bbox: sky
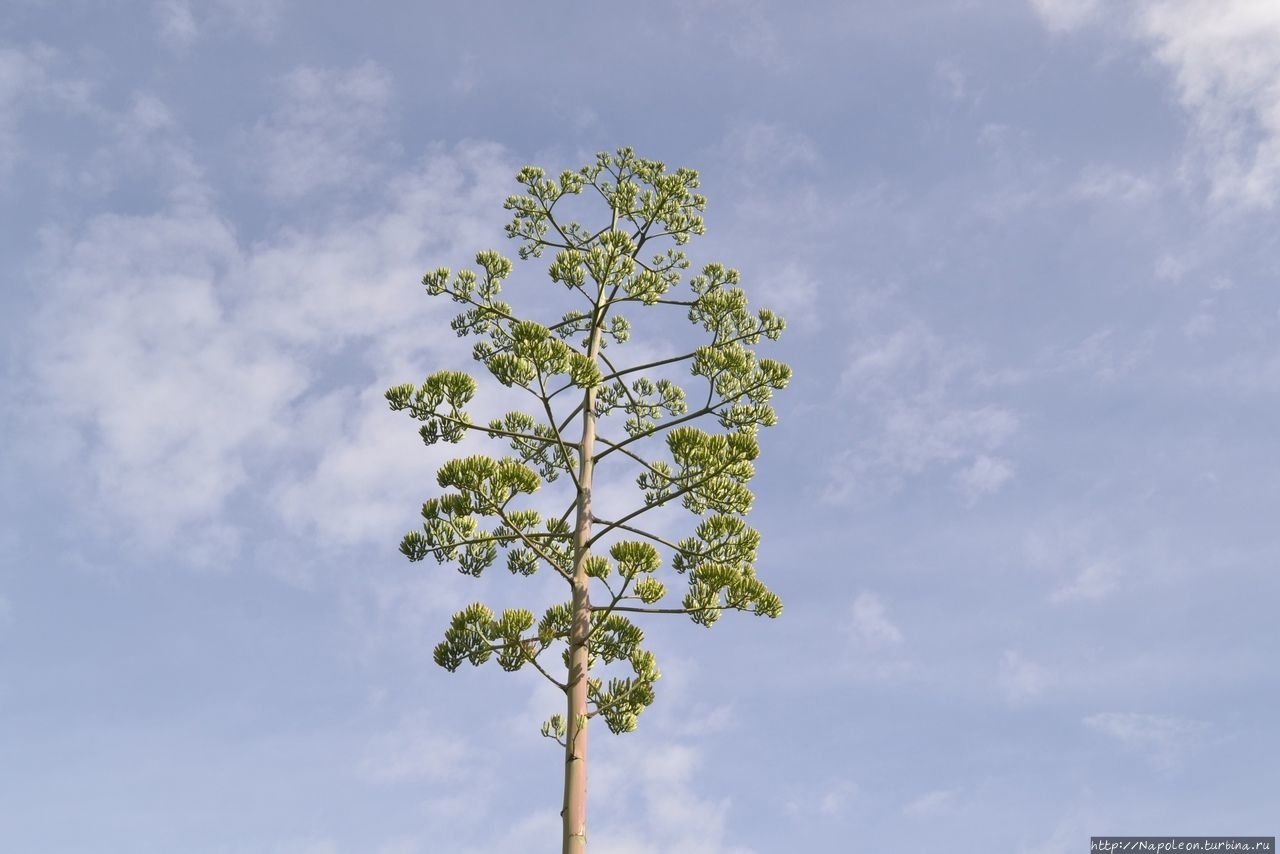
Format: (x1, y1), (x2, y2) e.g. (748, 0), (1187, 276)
(2, 0), (1279, 851)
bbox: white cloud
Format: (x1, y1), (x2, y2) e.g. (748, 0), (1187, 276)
(828, 318), (1020, 503)
(785, 779), (857, 818)
(934, 60), (981, 105)
(679, 0), (785, 69)
(462, 813), (562, 854)
(954, 454), (1016, 505)
(1044, 328), (1155, 381)
(1028, 0), (1103, 32)
(245, 61), (396, 201)
(902, 786), (962, 818)
(1051, 558), (1122, 602)
(1083, 711), (1208, 768)
(271, 386), (445, 548)
(999, 650), (1049, 702)
(1029, 0), (1280, 206)
(154, 0), (198, 49)
(27, 205), (290, 557)
(152, 0), (284, 47)
(273, 841), (339, 854)
(1071, 163), (1157, 203)
(358, 713), (470, 783)
(214, 0), (285, 41)
(843, 592), (913, 681)
(535, 654), (760, 854)
(724, 122), (820, 171)
(23, 131), (515, 562)
(0, 43), (94, 175)
(752, 261), (820, 331)
(1025, 524), (1131, 604)
(880, 404), (1019, 474)
(591, 742), (755, 854)
(1182, 297), (1218, 337)
(1018, 819), (1082, 854)
(1138, 0), (1280, 207)
(451, 51), (480, 95)
(848, 592), (903, 648)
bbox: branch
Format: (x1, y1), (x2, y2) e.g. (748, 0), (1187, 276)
(557, 500), (577, 530)
(415, 531), (565, 557)
(487, 503), (574, 582)
(524, 647), (568, 691)
(432, 412), (559, 448)
(442, 286), (584, 339)
(538, 195), (577, 250)
(589, 517), (685, 552)
(486, 636), (569, 690)
(595, 329), (776, 388)
(535, 369), (581, 489)
(595, 349), (650, 430)
(591, 433), (667, 478)
(592, 605), (699, 615)
(590, 602), (760, 616)
(597, 350), (698, 385)
(585, 455), (745, 549)
(587, 571), (636, 643)
(592, 378), (773, 464)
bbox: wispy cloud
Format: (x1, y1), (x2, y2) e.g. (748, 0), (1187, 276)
(955, 455), (1016, 505)
(999, 650), (1049, 703)
(679, 0), (786, 70)
(826, 318), (1019, 503)
(244, 61), (397, 201)
(848, 592), (904, 648)
(358, 713), (471, 784)
(1051, 558), (1122, 603)
(722, 122), (820, 172)
(1041, 328), (1156, 382)
(153, 0), (199, 49)
(902, 786), (963, 818)
(933, 60), (982, 106)
(751, 261), (821, 331)
(272, 840), (340, 854)
(152, 0), (285, 48)
(1025, 523), (1129, 605)
(1028, 0), (1280, 207)
(21, 114), (514, 562)
(1083, 711), (1208, 768)
(0, 43), (95, 175)
(214, 0), (285, 41)
(784, 779), (857, 818)
(1139, 0), (1280, 207)
(1028, 0), (1103, 33)
(1071, 163), (1158, 203)
(843, 592), (913, 680)
(590, 742), (756, 854)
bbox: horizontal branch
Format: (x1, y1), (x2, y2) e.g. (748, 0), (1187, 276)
(584, 455), (742, 549)
(488, 503), (573, 582)
(591, 433), (666, 479)
(589, 517), (685, 552)
(434, 413), (557, 448)
(590, 602), (761, 616)
(416, 531), (565, 554)
(486, 636), (568, 691)
(594, 328), (775, 389)
(592, 378), (773, 464)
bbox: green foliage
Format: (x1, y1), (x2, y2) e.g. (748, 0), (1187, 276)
(387, 147), (791, 745)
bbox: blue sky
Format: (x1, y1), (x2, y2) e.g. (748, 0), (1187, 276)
(3, 1), (1278, 851)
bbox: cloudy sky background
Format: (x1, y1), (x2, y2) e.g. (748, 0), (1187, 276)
(3, 1), (1279, 851)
